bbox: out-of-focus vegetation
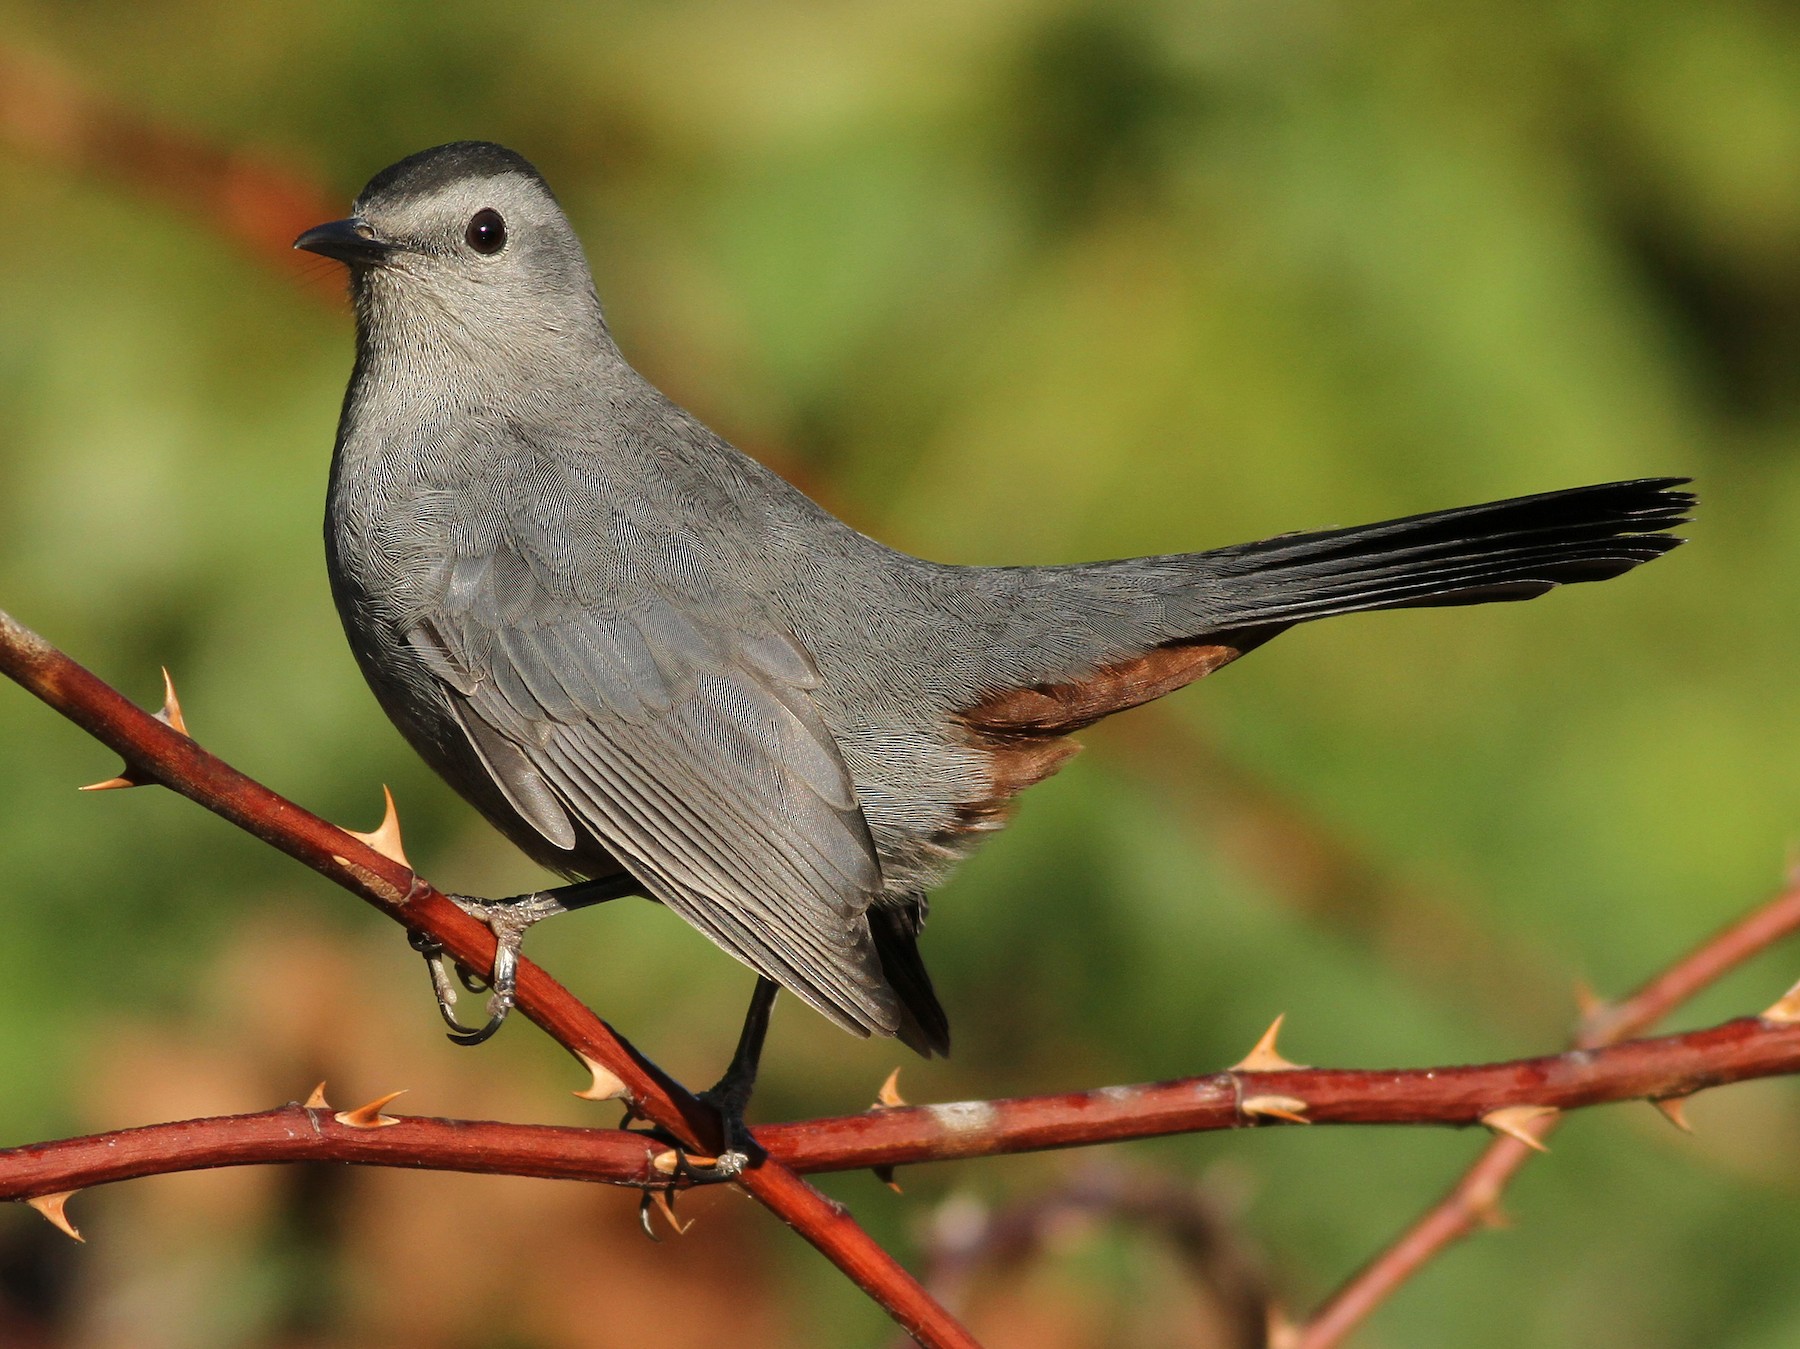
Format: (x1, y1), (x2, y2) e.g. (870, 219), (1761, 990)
(2, 2), (1798, 1345)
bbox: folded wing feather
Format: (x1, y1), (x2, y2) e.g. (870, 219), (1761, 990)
(405, 567), (898, 1039)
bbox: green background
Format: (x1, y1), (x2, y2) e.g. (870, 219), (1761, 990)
(1, 3), (1797, 1345)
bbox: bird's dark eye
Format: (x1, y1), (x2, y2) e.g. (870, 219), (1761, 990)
(465, 208), (506, 255)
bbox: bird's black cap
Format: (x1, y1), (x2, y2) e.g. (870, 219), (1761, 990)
(356, 141), (552, 208)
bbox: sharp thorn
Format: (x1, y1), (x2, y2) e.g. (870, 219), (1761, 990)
(572, 1052), (630, 1102)
(872, 1165), (903, 1194)
(1241, 1094), (1310, 1125)
(1481, 1104), (1558, 1151)
(1230, 1013), (1306, 1073)
(344, 786), (411, 869)
(303, 1081), (330, 1109)
(334, 1089), (407, 1129)
(1653, 1096), (1695, 1133)
(1761, 979), (1800, 1024)
(79, 768), (145, 792)
(651, 1190), (692, 1235)
(26, 1192), (83, 1242)
(155, 667), (189, 736)
(874, 1067), (906, 1109)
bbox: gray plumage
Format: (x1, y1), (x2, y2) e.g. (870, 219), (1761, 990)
(307, 142), (1691, 1056)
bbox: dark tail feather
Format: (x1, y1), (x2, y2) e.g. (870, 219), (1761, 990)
(1203, 478), (1692, 628)
(869, 901), (950, 1058)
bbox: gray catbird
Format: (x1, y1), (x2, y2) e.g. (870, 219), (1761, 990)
(297, 141), (1689, 1100)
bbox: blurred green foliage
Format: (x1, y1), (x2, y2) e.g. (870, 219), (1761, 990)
(2, 2), (1800, 1345)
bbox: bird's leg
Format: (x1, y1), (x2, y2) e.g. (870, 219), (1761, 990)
(409, 874), (641, 1045)
(673, 976), (780, 1182)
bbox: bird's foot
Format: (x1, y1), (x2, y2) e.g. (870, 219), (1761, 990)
(408, 876), (641, 1046)
(409, 897), (542, 1044)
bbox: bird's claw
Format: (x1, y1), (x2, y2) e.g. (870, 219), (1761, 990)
(442, 1003), (509, 1046)
(408, 920), (518, 1045)
(404, 879), (638, 1045)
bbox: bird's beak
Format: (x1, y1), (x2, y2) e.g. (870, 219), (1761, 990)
(293, 216), (396, 267)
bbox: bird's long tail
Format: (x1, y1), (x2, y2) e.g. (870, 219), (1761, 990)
(962, 477), (1693, 740)
(1197, 477), (1693, 629)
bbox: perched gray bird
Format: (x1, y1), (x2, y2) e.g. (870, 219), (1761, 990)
(297, 142), (1690, 1113)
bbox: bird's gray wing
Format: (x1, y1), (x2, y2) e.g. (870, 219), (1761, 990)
(406, 532), (899, 1040)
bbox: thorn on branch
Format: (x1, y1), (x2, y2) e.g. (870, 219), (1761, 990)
(1479, 1104), (1557, 1151)
(572, 1052), (631, 1103)
(343, 785), (410, 868)
(26, 1191), (83, 1242)
(334, 1090), (407, 1129)
(1231, 1014), (1306, 1073)
(1240, 1095), (1310, 1125)
(304, 1081), (330, 1109)
(640, 1189), (691, 1239)
(874, 1068), (907, 1109)
(866, 1068), (909, 1189)
(79, 769), (146, 792)
(1653, 1096), (1695, 1133)
(1760, 979), (1800, 1024)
